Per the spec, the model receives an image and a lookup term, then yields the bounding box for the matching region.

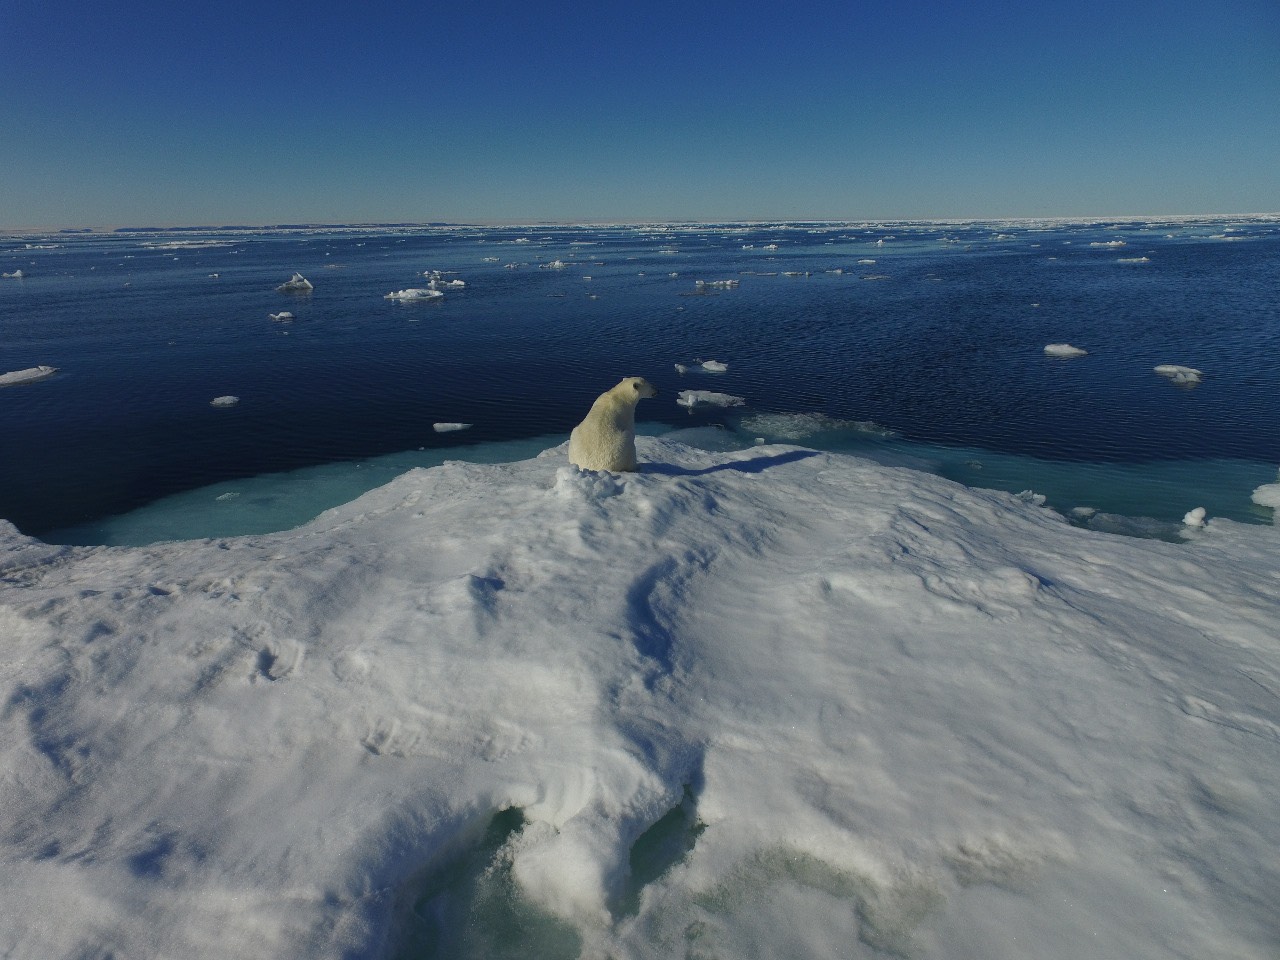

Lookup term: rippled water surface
[2,218,1278,541]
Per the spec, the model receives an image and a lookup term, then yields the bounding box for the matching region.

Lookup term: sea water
[2,217,1278,545]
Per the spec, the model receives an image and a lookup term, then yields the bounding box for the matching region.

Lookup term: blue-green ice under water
[44,417,1277,546]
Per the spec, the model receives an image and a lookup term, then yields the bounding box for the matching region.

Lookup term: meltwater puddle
[41,419,1276,546]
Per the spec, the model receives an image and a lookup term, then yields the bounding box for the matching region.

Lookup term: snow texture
[1,439,1278,960]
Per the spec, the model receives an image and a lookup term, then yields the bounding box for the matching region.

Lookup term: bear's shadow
[640,449,819,477]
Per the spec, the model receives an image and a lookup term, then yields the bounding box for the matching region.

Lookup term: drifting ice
[276,273,313,293]
[701,360,728,372]
[1044,343,1088,358]
[676,389,745,408]
[1,269,23,279]
[432,422,473,433]
[269,312,294,322]
[0,365,56,386]
[1154,364,1203,386]
[385,288,444,301]
[209,395,239,407]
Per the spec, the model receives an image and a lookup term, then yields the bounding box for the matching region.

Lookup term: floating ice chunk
[432,422,472,433]
[541,260,567,270]
[1154,364,1202,386]
[385,288,444,301]
[210,395,239,407]
[1251,474,1280,513]
[276,272,313,293]
[268,311,294,322]
[695,279,738,289]
[1182,507,1206,527]
[1090,240,1127,247]
[676,389,745,408]
[700,360,728,372]
[1044,343,1088,358]
[2,269,23,279]
[674,363,689,374]
[0,364,56,386]
[1117,257,1150,263]
[1016,490,1047,506]
[857,259,876,264]
[762,243,779,250]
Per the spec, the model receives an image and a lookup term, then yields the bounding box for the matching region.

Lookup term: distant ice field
[2,217,1279,542]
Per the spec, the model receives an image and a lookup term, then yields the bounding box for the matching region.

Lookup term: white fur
[568,377,659,472]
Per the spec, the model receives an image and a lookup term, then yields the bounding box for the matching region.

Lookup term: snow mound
[0,365,56,387]
[1044,343,1088,358]
[276,272,313,293]
[1,440,1277,960]
[676,390,745,408]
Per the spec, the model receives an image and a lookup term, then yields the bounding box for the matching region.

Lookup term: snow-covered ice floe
[1251,471,1280,516]
[209,395,239,407]
[1,269,23,279]
[700,359,728,372]
[676,389,745,408]
[1044,343,1088,358]
[1,438,1278,960]
[1154,364,1203,387]
[0,365,56,387]
[694,279,738,290]
[276,272,313,293]
[432,422,472,433]
[268,311,294,322]
[384,288,443,301]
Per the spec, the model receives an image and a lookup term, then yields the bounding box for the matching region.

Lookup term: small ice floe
[857,259,876,264]
[674,363,689,374]
[432,422,472,433]
[210,395,239,407]
[268,311,294,322]
[482,256,500,262]
[1252,472,1280,514]
[1117,257,1151,264]
[385,288,444,301]
[276,272,313,293]
[700,360,728,372]
[762,243,779,251]
[2,269,23,279]
[694,279,738,290]
[208,273,219,278]
[676,390,745,408]
[1182,507,1207,528]
[1090,240,1127,248]
[1154,364,1203,387]
[0,365,56,387]
[541,260,567,270]
[215,492,241,501]
[1044,343,1088,358]
[1016,490,1048,507]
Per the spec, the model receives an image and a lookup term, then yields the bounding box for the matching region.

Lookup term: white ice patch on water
[2,269,23,279]
[1182,506,1207,527]
[0,365,56,386]
[1044,343,1088,358]
[676,390,745,408]
[209,395,239,407]
[700,360,728,372]
[385,288,443,301]
[1251,472,1280,515]
[1154,364,1203,386]
[433,422,472,433]
[268,311,293,322]
[276,272,313,293]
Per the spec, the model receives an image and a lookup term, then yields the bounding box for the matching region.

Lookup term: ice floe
[209,395,239,407]
[676,389,745,408]
[268,312,294,322]
[694,279,738,290]
[385,288,444,301]
[1117,256,1151,263]
[1154,364,1203,387]
[541,260,568,270]
[0,365,56,387]
[432,422,473,433]
[276,272,313,293]
[1044,343,1088,358]
[1251,471,1280,514]
[700,360,728,372]
[1182,506,1207,527]
[1090,240,1127,247]
[2,269,23,279]
[1,438,1277,959]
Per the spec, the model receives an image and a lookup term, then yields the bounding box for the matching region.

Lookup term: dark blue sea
[2,218,1278,544]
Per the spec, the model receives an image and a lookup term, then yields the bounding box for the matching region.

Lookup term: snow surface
[2,438,1278,960]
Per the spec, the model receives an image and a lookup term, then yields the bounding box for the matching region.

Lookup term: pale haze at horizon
[3,0,1279,229]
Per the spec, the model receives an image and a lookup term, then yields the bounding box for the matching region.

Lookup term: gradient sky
[3,0,1278,227]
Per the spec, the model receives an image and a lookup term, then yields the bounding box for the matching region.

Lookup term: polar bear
[568,376,659,471]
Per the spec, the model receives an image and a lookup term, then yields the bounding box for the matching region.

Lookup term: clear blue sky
[3,0,1278,227]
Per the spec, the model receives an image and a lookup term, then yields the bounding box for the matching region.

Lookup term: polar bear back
[568,376,658,472]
